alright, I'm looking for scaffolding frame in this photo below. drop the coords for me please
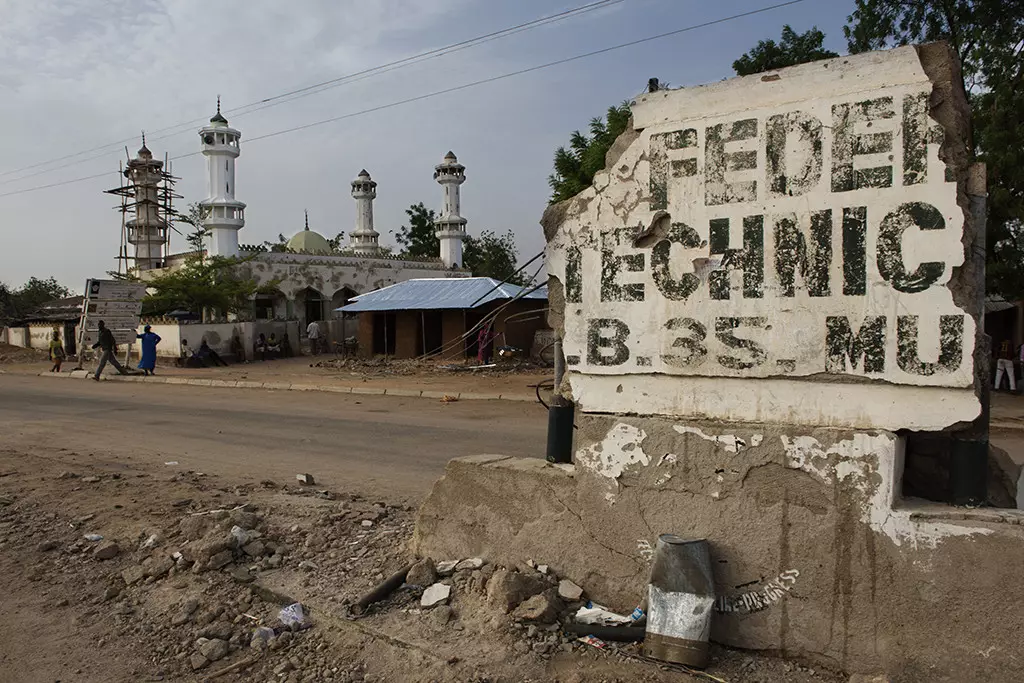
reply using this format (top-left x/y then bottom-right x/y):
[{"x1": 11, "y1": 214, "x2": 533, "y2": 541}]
[{"x1": 105, "y1": 147, "x2": 182, "y2": 275}]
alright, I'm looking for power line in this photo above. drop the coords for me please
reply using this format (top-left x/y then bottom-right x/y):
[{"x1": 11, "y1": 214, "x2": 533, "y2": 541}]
[
  {"x1": 0, "y1": 0, "x2": 625, "y2": 184},
  {"x1": 0, "y1": 0, "x2": 804, "y2": 200}
]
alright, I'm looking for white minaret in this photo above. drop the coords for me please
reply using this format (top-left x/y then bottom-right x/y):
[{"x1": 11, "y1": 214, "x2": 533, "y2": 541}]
[
  {"x1": 125, "y1": 136, "x2": 167, "y2": 270},
  {"x1": 349, "y1": 169, "x2": 380, "y2": 254},
  {"x1": 434, "y1": 151, "x2": 466, "y2": 268},
  {"x1": 199, "y1": 98, "x2": 245, "y2": 258}
]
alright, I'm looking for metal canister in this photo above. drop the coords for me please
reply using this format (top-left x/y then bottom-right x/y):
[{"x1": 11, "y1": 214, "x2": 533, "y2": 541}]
[{"x1": 643, "y1": 534, "x2": 715, "y2": 668}]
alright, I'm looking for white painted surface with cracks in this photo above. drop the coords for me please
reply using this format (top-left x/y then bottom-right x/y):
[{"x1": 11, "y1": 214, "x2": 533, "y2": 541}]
[
  {"x1": 549, "y1": 45, "x2": 981, "y2": 427},
  {"x1": 570, "y1": 374, "x2": 980, "y2": 431},
  {"x1": 673, "y1": 425, "x2": 761, "y2": 453},
  {"x1": 780, "y1": 433, "x2": 992, "y2": 548},
  {"x1": 577, "y1": 423, "x2": 650, "y2": 480}
]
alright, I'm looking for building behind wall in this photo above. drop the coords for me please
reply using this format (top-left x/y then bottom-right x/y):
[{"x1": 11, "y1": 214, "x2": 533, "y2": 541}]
[
  {"x1": 339, "y1": 277, "x2": 548, "y2": 360},
  {"x1": 140, "y1": 105, "x2": 474, "y2": 333}
]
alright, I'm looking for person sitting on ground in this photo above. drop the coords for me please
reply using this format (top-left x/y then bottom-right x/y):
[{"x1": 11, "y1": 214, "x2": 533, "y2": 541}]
[
  {"x1": 267, "y1": 333, "x2": 282, "y2": 359},
  {"x1": 48, "y1": 329, "x2": 65, "y2": 373},
  {"x1": 197, "y1": 338, "x2": 229, "y2": 367},
  {"x1": 256, "y1": 333, "x2": 271, "y2": 361},
  {"x1": 282, "y1": 332, "x2": 294, "y2": 358},
  {"x1": 180, "y1": 339, "x2": 202, "y2": 368}
]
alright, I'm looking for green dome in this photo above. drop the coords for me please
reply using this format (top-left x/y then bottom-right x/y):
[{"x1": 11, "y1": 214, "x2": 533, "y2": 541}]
[{"x1": 286, "y1": 228, "x2": 332, "y2": 254}]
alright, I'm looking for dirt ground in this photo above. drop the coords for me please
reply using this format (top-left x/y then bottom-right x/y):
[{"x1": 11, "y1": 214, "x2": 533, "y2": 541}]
[
  {"x1": 0, "y1": 342, "x2": 49, "y2": 365},
  {"x1": 0, "y1": 443, "x2": 847, "y2": 683}
]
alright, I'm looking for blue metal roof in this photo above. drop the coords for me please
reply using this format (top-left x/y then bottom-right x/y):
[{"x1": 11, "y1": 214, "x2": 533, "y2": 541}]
[{"x1": 338, "y1": 277, "x2": 547, "y2": 312}]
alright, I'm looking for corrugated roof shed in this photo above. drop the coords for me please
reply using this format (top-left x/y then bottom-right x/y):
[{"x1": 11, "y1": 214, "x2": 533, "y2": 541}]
[
  {"x1": 338, "y1": 277, "x2": 546, "y2": 312},
  {"x1": 16, "y1": 296, "x2": 84, "y2": 323}
]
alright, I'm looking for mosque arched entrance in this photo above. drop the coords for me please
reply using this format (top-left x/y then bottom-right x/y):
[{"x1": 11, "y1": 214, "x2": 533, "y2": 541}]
[
  {"x1": 330, "y1": 287, "x2": 358, "y2": 318},
  {"x1": 295, "y1": 287, "x2": 326, "y2": 328}
]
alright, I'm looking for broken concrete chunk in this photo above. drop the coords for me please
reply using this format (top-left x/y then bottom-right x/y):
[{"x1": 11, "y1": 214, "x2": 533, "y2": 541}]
[
  {"x1": 486, "y1": 569, "x2": 545, "y2": 612},
  {"x1": 406, "y1": 558, "x2": 439, "y2": 587},
  {"x1": 558, "y1": 579, "x2": 584, "y2": 601},
  {"x1": 296, "y1": 473, "x2": 315, "y2": 485},
  {"x1": 420, "y1": 583, "x2": 452, "y2": 608},
  {"x1": 93, "y1": 541, "x2": 120, "y2": 561},
  {"x1": 454, "y1": 557, "x2": 483, "y2": 571},
  {"x1": 199, "y1": 638, "x2": 229, "y2": 662},
  {"x1": 436, "y1": 560, "x2": 459, "y2": 576},
  {"x1": 512, "y1": 592, "x2": 564, "y2": 623}
]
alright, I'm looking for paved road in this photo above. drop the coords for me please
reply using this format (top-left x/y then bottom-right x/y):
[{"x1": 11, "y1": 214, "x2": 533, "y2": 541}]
[{"x1": 0, "y1": 374, "x2": 548, "y2": 502}]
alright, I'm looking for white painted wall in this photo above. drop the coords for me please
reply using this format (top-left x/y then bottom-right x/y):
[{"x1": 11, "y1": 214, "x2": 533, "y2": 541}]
[{"x1": 548, "y1": 46, "x2": 979, "y2": 428}]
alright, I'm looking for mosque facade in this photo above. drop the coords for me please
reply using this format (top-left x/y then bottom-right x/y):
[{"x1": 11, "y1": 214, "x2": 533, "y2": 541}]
[{"x1": 144, "y1": 103, "x2": 470, "y2": 329}]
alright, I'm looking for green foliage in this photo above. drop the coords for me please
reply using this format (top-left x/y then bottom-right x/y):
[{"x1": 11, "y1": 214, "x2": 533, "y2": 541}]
[
  {"x1": 326, "y1": 232, "x2": 346, "y2": 251},
  {"x1": 394, "y1": 203, "x2": 439, "y2": 258},
  {"x1": 177, "y1": 203, "x2": 210, "y2": 257},
  {"x1": 142, "y1": 256, "x2": 259, "y2": 317},
  {"x1": 264, "y1": 234, "x2": 290, "y2": 253},
  {"x1": 732, "y1": 25, "x2": 838, "y2": 75},
  {"x1": 844, "y1": 0, "x2": 1024, "y2": 298},
  {"x1": 548, "y1": 103, "x2": 632, "y2": 204},
  {"x1": 0, "y1": 276, "x2": 73, "y2": 323},
  {"x1": 463, "y1": 230, "x2": 528, "y2": 285}
]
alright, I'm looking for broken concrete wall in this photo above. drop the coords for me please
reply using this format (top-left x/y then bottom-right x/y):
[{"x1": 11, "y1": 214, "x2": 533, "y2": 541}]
[
  {"x1": 543, "y1": 43, "x2": 981, "y2": 429},
  {"x1": 415, "y1": 423, "x2": 1024, "y2": 679},
  {"x1": 415, "y1": 43, "x2": 1024, "y2": 679}
]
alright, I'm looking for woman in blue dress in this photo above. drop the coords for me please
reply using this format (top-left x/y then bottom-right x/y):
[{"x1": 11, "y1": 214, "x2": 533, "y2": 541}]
[{"x1": 137, "y1": 325, "x2": 162, "y2": 376}]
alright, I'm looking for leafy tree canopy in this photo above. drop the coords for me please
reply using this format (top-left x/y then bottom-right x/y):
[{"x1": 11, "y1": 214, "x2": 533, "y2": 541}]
[
  {"x1": 548, "y1": 102, "x2": 631, "y2": 204},
  {"x1": 394, "y1": 202, "x2": 439, "y2": 258},
  {"x1": 142, "y1": 256, "x2": 260, "y2": 317},
  {"x1": 732, "y1": 25, "x2": 838, "y2": 75},
  {"x1": 463, "y1": 230, "x2": 530, "y2": 285}
]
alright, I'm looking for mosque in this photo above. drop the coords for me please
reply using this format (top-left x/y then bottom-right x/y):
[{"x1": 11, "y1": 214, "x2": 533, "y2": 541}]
[{"x1": 129, "y1": 101, "x2": 470, "y2": 330}]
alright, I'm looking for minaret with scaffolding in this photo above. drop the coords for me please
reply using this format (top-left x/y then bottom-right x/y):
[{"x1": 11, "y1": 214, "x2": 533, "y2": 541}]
[{"x1": 106, "y1": 136, "x2": 180, "y2": 273}]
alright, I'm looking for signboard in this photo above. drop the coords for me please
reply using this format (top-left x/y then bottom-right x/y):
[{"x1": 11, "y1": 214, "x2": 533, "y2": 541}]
[
  {"x1": 549, "y1": 48, "x2": 976, "y2": 391},
  {"x1": 85, "y1": 280, "x2": 148, "y2": 302},
  {"x1": 85, "y1": 300, "x2": 143, "y2": 316},
  {"x1": 80, "y1": 328, "x2": 138, "y2": 347},
  {"x1": 76, "y1": 279, "x2": 147, "y2": 365}
]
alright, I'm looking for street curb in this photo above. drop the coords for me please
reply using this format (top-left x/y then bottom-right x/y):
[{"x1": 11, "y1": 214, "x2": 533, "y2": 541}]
[{"x1": 37, "y1": 370, "x2": 535, "y2": 403}]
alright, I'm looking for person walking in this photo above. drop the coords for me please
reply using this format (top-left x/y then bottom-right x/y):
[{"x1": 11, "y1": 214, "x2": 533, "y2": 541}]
[
  {"x1": 994, "y1": 338, "x2": 1017, "y2": 392},
  {"x1": 48, "y1": 329, "x2": 65, "y2": 373},
  {"x1": 306, "y1": 320, "x2": 322, "y2": 355},
  {"x1": 136, "y1": 325, "x2": 162, "y2": 376},
  {"x1": 92, "y1": 320, "x2": 126, "y2": 381}
]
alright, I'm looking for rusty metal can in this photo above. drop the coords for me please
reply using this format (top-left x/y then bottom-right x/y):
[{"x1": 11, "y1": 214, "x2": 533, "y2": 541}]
[{"x1": 642, "y1": 534, "x2": 715, "y2": 668}]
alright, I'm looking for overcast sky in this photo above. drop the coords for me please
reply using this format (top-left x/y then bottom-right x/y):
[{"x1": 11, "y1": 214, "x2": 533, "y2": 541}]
[{"x1": 0, "y1": 0, "x2": 855, "y2": 293}]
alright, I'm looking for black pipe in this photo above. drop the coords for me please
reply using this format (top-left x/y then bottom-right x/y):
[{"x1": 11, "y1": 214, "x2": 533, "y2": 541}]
[
  {"x1": 546, "y1": 403, "x2": 575, "y2": 463},
  {"x1": 564, "y1": 624, "x2": 646, "y2": 642}
]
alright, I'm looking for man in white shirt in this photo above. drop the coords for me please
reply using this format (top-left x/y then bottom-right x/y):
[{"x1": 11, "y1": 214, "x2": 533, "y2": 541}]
[{"x1": 306, "y1": 320, "x2": 322, "y2": 355}]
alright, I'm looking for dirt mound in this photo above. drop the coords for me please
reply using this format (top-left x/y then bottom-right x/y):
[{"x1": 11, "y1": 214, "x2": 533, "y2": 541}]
[{"x1": 0, "y1": 342, "x2": 47, "y2": 365}]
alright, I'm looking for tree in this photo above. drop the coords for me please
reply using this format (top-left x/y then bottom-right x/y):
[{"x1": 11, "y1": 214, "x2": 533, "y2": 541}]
[
  {"x1": 264, "y1": 234, "x2": 290, "y2": 253},
  {"x1": 548, "y1": 102, "x2": 632, "y2": 204},
  {"x1": 844, "y1": 0, "x2": 1024, "y2": 298},
  {"x1": 732, "y1": 25, "x2": 839, "y2": 75},
  {"x1": 0, "y1": 283, "x2": 16, "y2": 325},
  {"x1": 12, "y1": 277, "x2": 72, "y2": 312},
  {"x1": 142, "y1": 256, "x2": 260, "y2": 317},
  {"x1": 326, "y1": 232, "x2": 346, "y2": 251},
  {"x1": 394, "y1": 203, "x2": 439, "y2": 258},
  {"x1": 463, "y1": 230, "x2": 529, "y2": 285},
  {"x1": 177, "y1": 203, "x2": 210, "y2": 258}
]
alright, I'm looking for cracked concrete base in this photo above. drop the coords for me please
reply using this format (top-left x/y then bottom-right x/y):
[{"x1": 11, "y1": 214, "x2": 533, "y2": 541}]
[{"x1": 413, "y1": 420, "x2": 1024, "y2": 680}]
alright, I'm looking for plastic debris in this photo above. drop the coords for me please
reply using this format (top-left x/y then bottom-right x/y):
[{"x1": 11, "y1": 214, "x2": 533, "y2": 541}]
[
  {"x1": 575, "y1": 602, "x2": 630, "y2": 626},
  {"x1": 577, "y1": 635, "x2": 608, "y2": 649},
  {"x1": 83, "y1": 534, "x2": 103, "y2": 542},
  {"x1": 278, "y1": 602, "x2": 309, "y2": 628},
  {"x1": 230, "y1": 525, "x2": 251, "y2": 547}
]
